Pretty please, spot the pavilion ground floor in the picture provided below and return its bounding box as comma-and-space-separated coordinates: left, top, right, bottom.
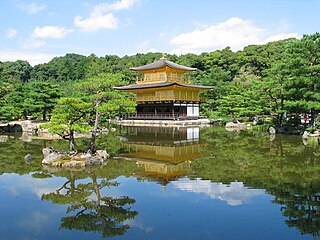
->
123, 102, 201, 120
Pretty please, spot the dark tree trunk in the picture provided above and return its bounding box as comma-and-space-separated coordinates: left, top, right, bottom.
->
42, 109, 46, 121
69, 130, 75, 152
277, 94, 285, 126
310, 108, 316, 127
89, 111, 100, 154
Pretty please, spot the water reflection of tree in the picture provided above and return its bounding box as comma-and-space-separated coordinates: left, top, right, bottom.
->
196, 127, 320, 237
269, 183, 320, 237
42, 170, 138, 238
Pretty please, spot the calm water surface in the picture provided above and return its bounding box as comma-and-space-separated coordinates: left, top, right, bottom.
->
0, 126, 320, 240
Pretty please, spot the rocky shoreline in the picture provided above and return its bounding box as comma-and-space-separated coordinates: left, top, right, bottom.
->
41, 147, 109, 168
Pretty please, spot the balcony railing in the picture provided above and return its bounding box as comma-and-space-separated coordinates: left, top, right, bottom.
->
123, 113, 199, 120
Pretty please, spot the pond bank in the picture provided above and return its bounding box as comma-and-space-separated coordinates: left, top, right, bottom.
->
114, 119, 211, 127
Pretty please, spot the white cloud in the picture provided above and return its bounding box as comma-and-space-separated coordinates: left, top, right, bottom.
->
170, 17, 299, 54
172, 178, 265, 206
32, 26, 73, 39
0, 50, 59, 66
17, 2, 45, 14
5, 28, 18, 38
263, 33, 299, 43
93, 0, 139, 13
74, 13, 119, 32
22, 39, 47, 49
136, 40, 158, 53
74, 0, 139, 32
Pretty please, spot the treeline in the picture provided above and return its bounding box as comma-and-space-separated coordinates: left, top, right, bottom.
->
1, 32, 320, 126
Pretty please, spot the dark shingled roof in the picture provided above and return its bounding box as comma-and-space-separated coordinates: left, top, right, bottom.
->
114, 82, 213, 90
130, 59, 197, 72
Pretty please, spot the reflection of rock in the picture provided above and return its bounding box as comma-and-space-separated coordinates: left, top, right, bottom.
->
302, 138, 309, 146
20, 132, 33, 142
302, 131, 310, 139
0, 135, 8, 142
269, 134, 276, 142
225, 122, 247, 131
86, 157, 103, 166
24, 154, 34, 164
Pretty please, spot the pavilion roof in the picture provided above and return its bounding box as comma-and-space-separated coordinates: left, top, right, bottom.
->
114, 82, 213, 90
130, 59, 197, 72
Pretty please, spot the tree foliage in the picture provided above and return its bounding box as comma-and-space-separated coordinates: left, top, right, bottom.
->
1, 33, 320, 127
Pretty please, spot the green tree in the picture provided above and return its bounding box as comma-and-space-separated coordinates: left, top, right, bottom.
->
282, 33, 320, 126
44, 97, 91, 151
27, 81, 61, 120
76, 73, 136, 153
0, 60, 32, 83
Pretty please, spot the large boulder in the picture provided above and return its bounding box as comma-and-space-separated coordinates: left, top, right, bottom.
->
96, 150, 109, 160
42, 147, 54, 157
0, 123, 22, 133
42, 152, 64, 164
20, 120, 38, 132
62, 160, 86, 168
225, 122, 247, 131
268, 127, 276, 135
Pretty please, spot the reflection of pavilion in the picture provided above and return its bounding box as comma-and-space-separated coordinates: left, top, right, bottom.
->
120, 126, 204, 182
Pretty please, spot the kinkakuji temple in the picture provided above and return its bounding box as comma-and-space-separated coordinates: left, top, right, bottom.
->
115, 55, 212, 120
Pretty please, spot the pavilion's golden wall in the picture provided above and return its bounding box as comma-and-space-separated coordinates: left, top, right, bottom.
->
136, 72, 189, 84
136, 89, 200, 102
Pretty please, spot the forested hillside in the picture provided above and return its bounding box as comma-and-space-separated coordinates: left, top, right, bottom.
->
1, 32, 320, 127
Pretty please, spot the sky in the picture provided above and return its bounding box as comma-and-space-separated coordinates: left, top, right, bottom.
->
1, 0, 320, 65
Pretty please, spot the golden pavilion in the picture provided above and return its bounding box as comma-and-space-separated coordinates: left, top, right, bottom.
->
115, 55, 212, 120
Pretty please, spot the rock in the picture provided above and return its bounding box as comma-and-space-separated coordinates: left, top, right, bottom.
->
302, 131, 310, 139
20, 120, 38, 132
24, 154, 33, 163
51, 162, 62, 167
42, 152, 64, 164
11, 124, 22, 132
268, 127, 276, 135
96, 150, 109, 160
80, 153, 92, 161
42, 147, 54, 157
100, 127, 109, 133
0, 123, 22, 133
225, 122, 247, 131
62, 160, 86, 168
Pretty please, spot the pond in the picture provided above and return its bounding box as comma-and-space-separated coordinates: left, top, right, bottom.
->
0, 126, 320, 240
